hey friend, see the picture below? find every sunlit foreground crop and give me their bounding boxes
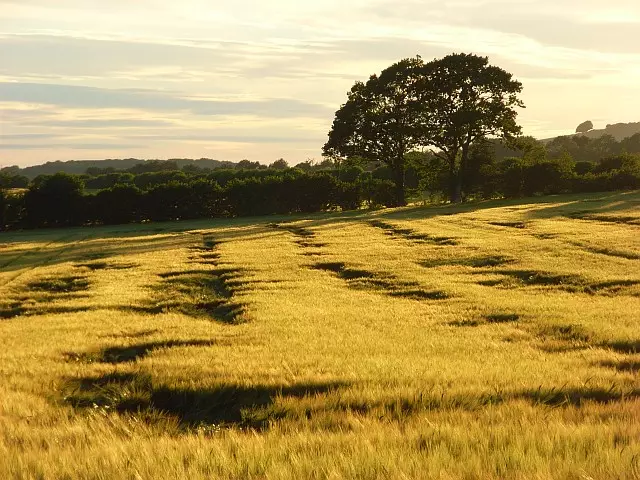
[1,191,639,479]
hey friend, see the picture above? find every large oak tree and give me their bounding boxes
[324,53,524,204]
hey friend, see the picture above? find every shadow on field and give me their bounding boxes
[369,219,458,245]
[1,273,93,319]
[26,275,90,293]
[3,191,636,274]
[420,255,514,269]
[0,301,96,319]
[145,267,247,324]
[449,312,520,327]
[60,368,640,432]
[135,235,251,324]
[312,261,449,300]
[602,339,640,354]
[74,261,139,271]
[64,340,216,364]
[474,269,640,296]
[103,329,160,339]
[597,360,640,373]
[574,243,640,260]
[268,222,327,252]
[566,213,640,226]
[61,372,349,430]
[0,232,197,274]
[516,386,640,407]
[524,191,640,220]
[488,221,527,229]
[525,322,639,356]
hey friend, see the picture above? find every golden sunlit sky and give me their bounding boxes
[1,0,639,167]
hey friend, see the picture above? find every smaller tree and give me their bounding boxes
[620,133,640,154]
[269,158,289,170]
[575,120,594,134]
[510,136,547,164]
[294,160,314,172]
[323,57,428,206]
[236,159,263,170]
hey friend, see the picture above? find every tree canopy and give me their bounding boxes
[323,57,428,206]
[323,53,525,203]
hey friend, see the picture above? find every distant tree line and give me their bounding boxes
[1,144,638,230]
[409,142,640,202]
[0,168,397,230]
[0,156,338,181]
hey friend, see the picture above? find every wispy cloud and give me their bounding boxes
[0,82,333,118]
[1,0,639,165]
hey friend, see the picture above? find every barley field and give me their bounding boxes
[1,191,639,480]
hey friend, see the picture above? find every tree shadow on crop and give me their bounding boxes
[74,261,138,271]
[1,274,93,319]
[103,329,160,339]
[369,220,458,245]
[60,370,640,433]
[533,324,640,356]
[597,360,640,373]
[196,252,221,263]
[586,280,640,295]
[566,212,640,226]
[575,244,640,260]
[523,191,640,220]
[538,323,592,343]
[485,313,520,324]
[420,255,514,269]
[61,372,349,430]
[0,231,197,274]
[268,222,315,238]
[312,262,449,300]
[475,269,639,296]
[145,267,248,324]
[0,302,26,319]
[389,289,449,300]
[477,270,580,288]
[0,301,96,319]
[449,313,520,327]
[449,319,482,327]
[600,340,640,354]
[295,240,327,248]
[513,386,640,407]
[26,275,90,294]
[268,222,327,251]
[488,221,527,229]
[64,340,216,364]
[532,233,558,240]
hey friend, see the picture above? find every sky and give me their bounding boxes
[1,0,639,167]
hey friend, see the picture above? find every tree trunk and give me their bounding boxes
[393,158,406,207]
[458,142,470,202]
[448,156,460,203]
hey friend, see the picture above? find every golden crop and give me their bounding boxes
[1,191,638,479]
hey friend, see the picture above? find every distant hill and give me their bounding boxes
[4,122,640,179]
[542,122,640,143]
[2,158,238,180]
[579,122,640,141]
